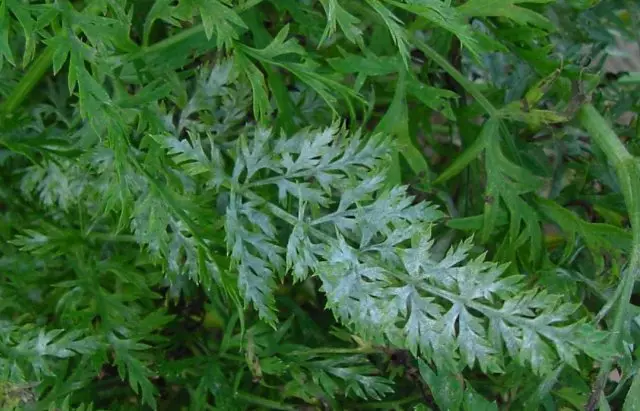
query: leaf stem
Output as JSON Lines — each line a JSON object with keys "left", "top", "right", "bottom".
{"left": 120, "top": 24, "right": 206, "bottom": 66}
{"left": 433, "top": 117, "right": 497, "bottom": 185}
{"left": 578, "top": 104, "right": 640, "bottom": 409}
{"left": 85, "top": 232, "right": 139, "bottom": 243}
{"left": 235, "top": 391, "right": 296, "bottom": 410}
{"left": 352, "top": 394, "right": 423, "bottom": 409}
{"left": 287, "top": 346, "right": 378, "bottom": 356}
{"left": 0, "top": 47, "right": 54, "bottom": 117}
{"left": 412, "top": 37, "right": 498, "bottom": 118}
{"left": 1, "top": 22, "right": 211, "bottom": 120}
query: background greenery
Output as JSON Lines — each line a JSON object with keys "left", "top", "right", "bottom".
{"left": 1, "top": 0, "right": 639, "bottom": 409}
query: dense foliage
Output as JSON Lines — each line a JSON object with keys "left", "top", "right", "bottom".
{"left": 1, "top": 0, "right": 640, "bottom": 409}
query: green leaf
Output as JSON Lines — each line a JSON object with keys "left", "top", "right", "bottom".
{"left": 536, "top": 196, "right": 631, "bottom": 266}
{"left": 320, "top": 229, "right": 610, "bottom": 374}
{"left": 418, "top": 360, "right": 463, "bottom": 411}
{"left": 389, "top": 0, "right": 480, "bottom": 58}
{"left": 235, "top": 52, "right": 271, "bottom": 123}
{"left": 110, "top": 333, "right": 158, "bottom": 409}
{"left": 406, "top": 75, "right": 458, "bottom": 119}
{"left": 434, "top": 118, "right": 497, "bottom": 185}
{"left": 195, "top": 0, "right": 247, "bottom": 48}
{"left": 482, "top": 129, "right": 544, "bottom": 261}
{"left": 327, "top": 51, "right": 399, "bottom": 77}
{"left": 5, "top": 0, "right": 41, "bottom": 66}
{"left": 463, "top": 385, "right": 498, "bottom": 411}
{"left": 319, "top": 0, "right": 363, "bottom": 46}
{"left": 143, "top": 0, "right": 183, "bottom": 46}
{"left": 0, "top": 0, "right": 15, "bottom": 68}
{"left": 0, "top": 2, "right": 635, "bottom": 409}
{"left": 458, "top": 0, "right": 555, "bottom": 30}
{"left": 623, "top": 371, "right": 640, "bottom": 411}
{"left": 223, "top": 125, "right": 393, "bottom": 322}
{"left": 365, "top": 0, "right": 411, "bottom": 65}
{"left": 618, "top": 73, "right": 640, "bottom": 85}
{"left": 375, "top": 69, "right": 430, "bottom": 184}
{"left": 242, "top": 25, "right": 305, "bottom": 61}
{"left": 239, "top": 25, "right": 362, "bottom": 112}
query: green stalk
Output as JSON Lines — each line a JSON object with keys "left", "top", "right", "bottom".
{"left": 578, "top": 104, "right": 640, "bottom": 409}
{"left": 0, "top": 22, "right": 211, "bottom": 119}
{"left": 354, "top": 394, "right": 423, "bottom": 409}
{"left": 411, "top": 38, "right": 529, "bottom": 186}
{"left": 412, "top": 37, "right": 498, "bottom": 118}
{"left": 2, "top": 0, "right": 260, "bottom": 114}
{"left": 433, "top": 117, "right": 498, "bottom": 185}
{"left": 242, "top": 9, "right": 298, "bottom": 134}
{"left": 287, "top": 347, "right": 378, "bottom": 356}
{"left": 0, "top": 47, "right": 54, "bottom": 117}
{"left": 121, "top": 24, "right": 206, "bottom": 66}
{"left": 235, "top": 391, "right": 296, "bottom": 410}
{"left": 0, "top": 1, "right": 92, "bottom": 118}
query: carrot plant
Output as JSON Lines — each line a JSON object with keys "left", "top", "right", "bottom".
{"left": 0, "top": 0, "right": 639, "bottom": 409}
